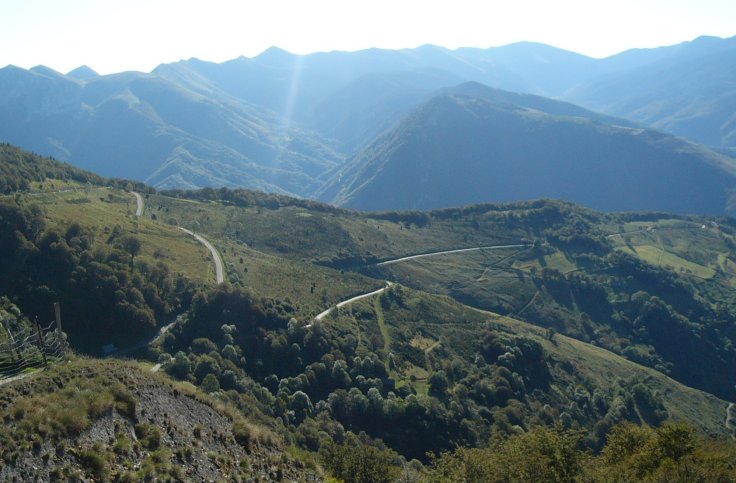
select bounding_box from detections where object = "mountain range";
[1,35,735,212]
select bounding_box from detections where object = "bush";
[319,435,400,483]
[134,423,162,450]
[232,421,252,450]
[201,373,220,393]
[427,425,584,482]
[79,449,109,481]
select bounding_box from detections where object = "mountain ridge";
[321,82,736,214]
[2,34,736,199]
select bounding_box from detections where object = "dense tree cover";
[0,201,197,352]
[156,284,675,467]
[517,221,736,399]
[0,143,151,194]
[160,286,482,459]
[427,422,736,482]
[0,143,104,193]
[160,187,348,214]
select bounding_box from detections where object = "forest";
[3,146,736,480]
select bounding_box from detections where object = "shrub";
[79,449,109,481]
[233,421,252,450]
[201,373,220,393]
[135,423,162,450]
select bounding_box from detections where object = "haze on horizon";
[2,0,735,75]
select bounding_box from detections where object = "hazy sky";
[2,0,735,75]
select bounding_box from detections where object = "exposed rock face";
[0,359,319,481]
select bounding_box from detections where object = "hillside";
[0,358,316,481]
[3,145,736,478]
[0,65,339,194]
[320,83,736,213]
[151,187,736,401]
[0,143,106,193]
[308,68,464,152]
[565,35,736,155]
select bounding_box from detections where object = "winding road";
[309,282,394,327]
[311,242,532,325]
[131,191,144,217]
[131,191,222,284]
[374,244,531,267]
[108,320,177,358]
[178,227,225,284]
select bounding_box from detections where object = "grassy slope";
[148,193,527,263]
[317,286,727,435]
[215,238,384,317]
[21,184,217,285]
[7,182,732,439]
[537,322,727,434]
[607,220,728,280]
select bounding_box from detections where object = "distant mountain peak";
[254,46,298,67]
[29,65,65,78]
[321,84,736,213]
[66,65,99,80]
[412,44,448,52]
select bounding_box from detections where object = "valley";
[4,145,736,480]
[2,29,736,481]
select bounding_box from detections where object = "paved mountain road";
[131,191,222,284]
[108,320,177,358]
[311,242,531,326]
[374,244,531,267]
[178,227,225,284]
[308,282,394,327]
[131,191,144,217]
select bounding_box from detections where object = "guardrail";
[0,318,66,381]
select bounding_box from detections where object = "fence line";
[0,318,66,381]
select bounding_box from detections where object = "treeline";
[369,199,612,235]
[0,143,104,193]
[0,143,152,194]
[0,201,197,352]
[160,187,349,214]
[155,284,673,465]
[305,419,736,482]
[521,248,736,400]
[159,186,615,233]
[426,422,736,482]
